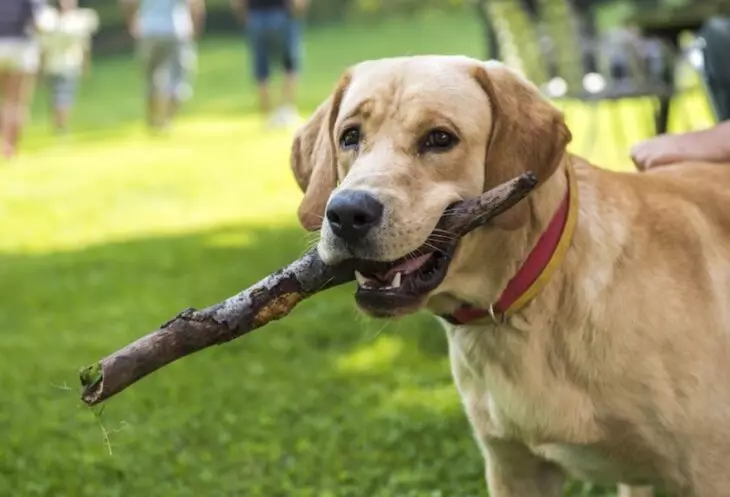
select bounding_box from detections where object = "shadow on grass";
[0,220,623,496]
[0,220,493,497]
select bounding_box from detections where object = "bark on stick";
[79,172,537,406]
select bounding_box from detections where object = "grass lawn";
[0,12,714,497]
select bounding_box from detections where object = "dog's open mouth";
[351,237,458,317]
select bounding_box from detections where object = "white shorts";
[0,39,41,74]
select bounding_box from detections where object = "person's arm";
[230,0,248,24]
[27,0,48,29]
[120,0,139,38]
[82,41,92,76]
[631,120,730,171]
[290,0,309,17]
[189,0,206,38]
[59,0,78,11]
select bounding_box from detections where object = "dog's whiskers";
[422,242,441,253]
[427,234,456,243]
[432,227,457,239]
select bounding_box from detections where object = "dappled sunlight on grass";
[203,230,256,249]
[1,114,302,254]
[384,384,461,416]
[0,10,714,495]
[335,334,405,373]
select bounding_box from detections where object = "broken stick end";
[79,363,104,406]
[521,172,538,188]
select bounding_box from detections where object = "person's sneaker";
[278,104,301,127]
[265,107,285,128]
[2,141,16,160]
[266,105,301,129]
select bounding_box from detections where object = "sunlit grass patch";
[0,11,711,496]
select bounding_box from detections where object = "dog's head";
[291,56,571,317]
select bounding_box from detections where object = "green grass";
[0,12,714,496]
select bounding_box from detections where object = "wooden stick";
[79,172,537,406]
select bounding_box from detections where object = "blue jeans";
[247,8,302,82]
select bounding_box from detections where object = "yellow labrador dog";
[290,55,730,497]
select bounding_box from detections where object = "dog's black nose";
[326,190,384,243]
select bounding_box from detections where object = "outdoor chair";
[474,0,691,165]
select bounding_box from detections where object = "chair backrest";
[478,0,589,97]
[535,0,589,93]
[477,0,677,100]
[478,0,550,86]
[536,0,676,97]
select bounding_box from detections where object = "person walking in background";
[121,0,206,131]
[231,0,308,128]
[0,0,44,159]
[37,0,99,134]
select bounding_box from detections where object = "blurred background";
[0,0,724,495]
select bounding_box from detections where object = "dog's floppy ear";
[290,73,351,231]
[471,62,572,229]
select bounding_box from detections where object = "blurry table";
[633,0,730,37]
[631,0,730,133]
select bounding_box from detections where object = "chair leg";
[580,101,600,161]
[644,97,661,139]
[654,96,672,135]
[674,92,697,132]
[699,17,730,122]
[608,100,628,166]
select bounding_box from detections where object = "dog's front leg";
[485,439,565,497]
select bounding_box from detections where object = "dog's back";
[540,160,730,494]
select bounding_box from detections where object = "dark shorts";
[247,8,302,82]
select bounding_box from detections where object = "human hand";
[630,124,730,172]
[630,139,671,171]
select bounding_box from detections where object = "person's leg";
[1,71,34,158]
[248,11,272,115]
[699,17,730,122]
[1,41,38,158]
[164,39,196,124]
[140,38,167,129]
[50,74,77,134]
[262,9,301,128]
[0,69,9,151]
[282,14,302,113]
[257,80,271,115]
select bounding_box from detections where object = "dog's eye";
[421,129,459,153]
[339,126,361,150]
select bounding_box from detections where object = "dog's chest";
[444,323,659,484]
[446,323,597,442]
[532,443,656,485]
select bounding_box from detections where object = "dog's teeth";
[391,272,402,289]
[355,271,368,287]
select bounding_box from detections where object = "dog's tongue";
[376,253,433,281]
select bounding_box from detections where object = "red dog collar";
[441,165,578,325]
